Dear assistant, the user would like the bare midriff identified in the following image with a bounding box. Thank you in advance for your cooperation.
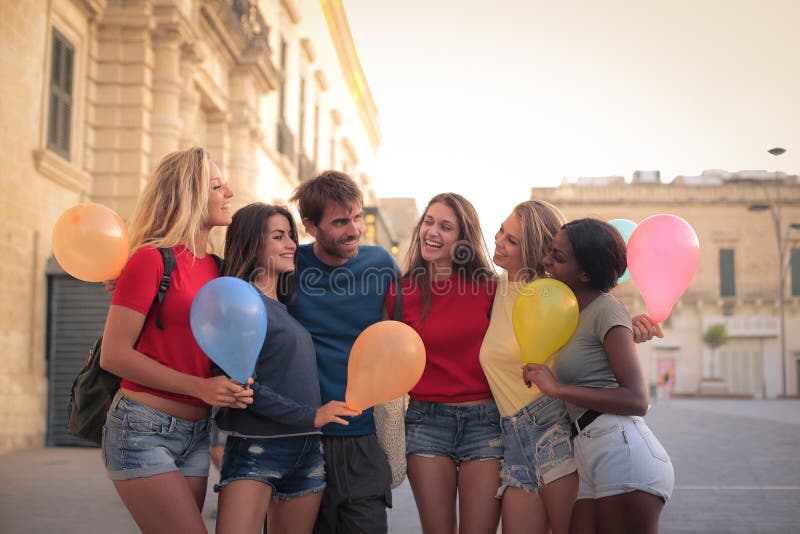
[442,397,494,407]
[120,388,210,421]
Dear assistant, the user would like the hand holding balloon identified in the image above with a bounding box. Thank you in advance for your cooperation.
[197,375,254,408]
[632,314,664,343]
[315,401,362,427]
[522,363,561,397]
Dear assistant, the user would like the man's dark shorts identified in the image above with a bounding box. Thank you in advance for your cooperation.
[313,433,392,534]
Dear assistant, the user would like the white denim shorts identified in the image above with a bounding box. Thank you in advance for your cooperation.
[573,414,674,502]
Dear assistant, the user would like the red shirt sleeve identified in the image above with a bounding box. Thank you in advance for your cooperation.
[112,247,162,314]
[384,280,398,320]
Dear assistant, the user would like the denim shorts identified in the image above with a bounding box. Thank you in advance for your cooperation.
[102,394,211,481]
[574,414,674,502]
[498,395,576,496]
[405,399,503,464]
[215,434,326,500]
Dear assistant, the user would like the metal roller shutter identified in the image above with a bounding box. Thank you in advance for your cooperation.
[46,258,111,446]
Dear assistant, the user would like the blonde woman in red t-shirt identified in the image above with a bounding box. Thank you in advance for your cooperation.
[384,193,501,534]
[100,147,253,533]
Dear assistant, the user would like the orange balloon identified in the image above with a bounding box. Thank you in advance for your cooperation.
[52,203,130,282]
[345,321,426,411]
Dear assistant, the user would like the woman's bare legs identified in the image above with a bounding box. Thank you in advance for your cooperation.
[267,492,323,534]
[215,479,272,534]
[456,458,501,534]
[501,487,548,534]
[113,472,208,534]
[407,454,458,534]
[540,471,578,534]
[595,490,664,534]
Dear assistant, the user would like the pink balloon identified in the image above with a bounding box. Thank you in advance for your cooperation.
[627,214,699,322]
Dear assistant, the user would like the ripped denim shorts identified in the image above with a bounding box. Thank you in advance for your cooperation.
[215,434,325,500]
[405,398,503,464]
[102,393,210,481]
[498,395,576,497]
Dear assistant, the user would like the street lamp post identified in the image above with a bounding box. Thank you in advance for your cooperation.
[748,147,790,398]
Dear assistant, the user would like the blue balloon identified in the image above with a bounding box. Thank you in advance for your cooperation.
[190,277,267,384]
[608,218,637,284]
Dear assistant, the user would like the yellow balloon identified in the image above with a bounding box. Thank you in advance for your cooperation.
[52,203,130,282]
[512,279,579,364]
[345,321,426,411]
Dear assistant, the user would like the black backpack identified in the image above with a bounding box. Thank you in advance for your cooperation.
[66,248,179,445]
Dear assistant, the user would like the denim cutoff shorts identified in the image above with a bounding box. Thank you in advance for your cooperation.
[405,399,503,464]
[215,434,326,500]
[574,414,674,502]
[102,393,211,481]
[498,395,576,496]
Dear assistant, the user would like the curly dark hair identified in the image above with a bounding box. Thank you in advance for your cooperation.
[562,218,627,292]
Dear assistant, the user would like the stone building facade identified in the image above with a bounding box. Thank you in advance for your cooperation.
[0,0,390,453]
[532,170,800,399]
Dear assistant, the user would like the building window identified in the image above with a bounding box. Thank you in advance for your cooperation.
[298,77,306,154]
[47,29,74,159]
[312,104,320,168]
[719,248,735,297]
[276,38,295,162]
[278,38,287,119]
[791,248,800,296]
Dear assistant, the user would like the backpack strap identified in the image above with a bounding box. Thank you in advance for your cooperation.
[211,254,224,275]
[154,248,177,330]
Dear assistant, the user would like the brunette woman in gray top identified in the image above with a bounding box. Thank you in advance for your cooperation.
[214,203,359,534]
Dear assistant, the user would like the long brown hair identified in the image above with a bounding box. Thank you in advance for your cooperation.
[223,203,298,302]
[402,193,495,319]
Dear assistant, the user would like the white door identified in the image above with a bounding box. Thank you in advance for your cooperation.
[718,338,765,398]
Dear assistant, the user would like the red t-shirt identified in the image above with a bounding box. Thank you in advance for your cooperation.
[111,245,220,406]
[385,276,496,403]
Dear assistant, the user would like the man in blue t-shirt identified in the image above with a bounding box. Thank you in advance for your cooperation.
[289,171,398,534]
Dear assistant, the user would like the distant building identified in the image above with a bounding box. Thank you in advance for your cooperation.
[379,198,421,269]
[532,170,800,399]
[0,0,389,453]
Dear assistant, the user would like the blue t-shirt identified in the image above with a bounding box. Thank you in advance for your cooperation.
[291,244,398,436]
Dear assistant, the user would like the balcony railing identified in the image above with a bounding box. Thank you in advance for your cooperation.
[226,0,269,43]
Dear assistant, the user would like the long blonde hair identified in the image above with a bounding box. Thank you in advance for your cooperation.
[514,200,567,283]
[128,147,212,256]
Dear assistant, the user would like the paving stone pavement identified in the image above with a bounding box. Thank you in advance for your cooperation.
[646,399,800,534]
[1,398,798,533]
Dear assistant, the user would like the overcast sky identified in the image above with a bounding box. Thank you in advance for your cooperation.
[342,0,800,230]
